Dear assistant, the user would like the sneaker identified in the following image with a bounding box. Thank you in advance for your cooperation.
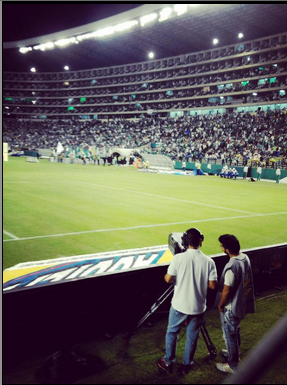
[216,363,234,374]
[220,350,241,362]
[220,349,228,358]
[179,364,193,375]
[157,357,173,373]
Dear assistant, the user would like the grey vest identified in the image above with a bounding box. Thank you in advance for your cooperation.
[216,253,255,319]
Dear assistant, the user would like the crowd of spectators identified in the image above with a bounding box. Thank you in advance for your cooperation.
[3,109,287,168]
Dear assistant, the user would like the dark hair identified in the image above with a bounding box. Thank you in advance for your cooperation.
[185,228,204,248]
[218,234,240,255]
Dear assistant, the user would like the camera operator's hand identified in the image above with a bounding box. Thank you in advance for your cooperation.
[164,273,175,284]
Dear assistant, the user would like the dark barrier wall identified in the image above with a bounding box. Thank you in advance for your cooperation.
[3,244,287,364]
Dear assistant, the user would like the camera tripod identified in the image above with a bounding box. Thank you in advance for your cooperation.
[129,284,217,358]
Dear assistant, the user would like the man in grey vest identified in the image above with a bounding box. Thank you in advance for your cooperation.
[215,234,255,374]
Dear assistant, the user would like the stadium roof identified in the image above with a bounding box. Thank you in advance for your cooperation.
[3,3,287,73]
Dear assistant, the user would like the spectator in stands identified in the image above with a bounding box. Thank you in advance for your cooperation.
[2,110,287,169]
[215,234,255,374]
[157,228,217,375]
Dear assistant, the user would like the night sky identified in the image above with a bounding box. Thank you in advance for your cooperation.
[3,3,141,42]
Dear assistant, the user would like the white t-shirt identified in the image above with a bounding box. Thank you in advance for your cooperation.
[276,168,281,176]
[167,249,217,314]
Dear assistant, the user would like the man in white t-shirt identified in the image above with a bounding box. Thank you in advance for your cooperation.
[157,228,217,375]
[243,165,248,179]
[182,160,186,172]
[256,165,262,181]
[276,167,281,183]
[207,162,212,175]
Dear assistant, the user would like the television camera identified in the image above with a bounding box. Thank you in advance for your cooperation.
[168,228,204,255]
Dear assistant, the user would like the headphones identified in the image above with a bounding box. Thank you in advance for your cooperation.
[182,228,204,249]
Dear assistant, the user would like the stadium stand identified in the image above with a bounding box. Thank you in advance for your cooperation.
[3,29,287,171]
[3,31,287,121]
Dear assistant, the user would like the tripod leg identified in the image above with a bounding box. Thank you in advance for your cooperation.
[200,321,217,358]
[129,285,174,335]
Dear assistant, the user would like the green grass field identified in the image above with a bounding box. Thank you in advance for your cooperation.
[3,157,287,270]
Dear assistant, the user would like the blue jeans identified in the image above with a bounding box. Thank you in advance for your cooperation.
[164,306,204,366]
[220,308,241,369]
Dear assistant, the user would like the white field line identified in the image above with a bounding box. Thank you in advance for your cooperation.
[3,211,287,243]
[74,181,254,214]
[3,230,19,240]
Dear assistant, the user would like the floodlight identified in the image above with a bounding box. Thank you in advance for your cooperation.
[19,47,32,54]
[174,5,188,16]
[55,37,76,46]
[238,32,244,39]
[94,27,115,37]
[33,45,43,50]
[159,7,172,22]
[148,52,154,59]
[30,67,36,72]
[252,93,257,96]
[64,66,69,71]
[114,20,138,32]
[140,13,157,26]
[213,38,219,45]
[45,42,55,48]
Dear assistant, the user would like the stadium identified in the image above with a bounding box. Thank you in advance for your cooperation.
[3,4,287,384]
